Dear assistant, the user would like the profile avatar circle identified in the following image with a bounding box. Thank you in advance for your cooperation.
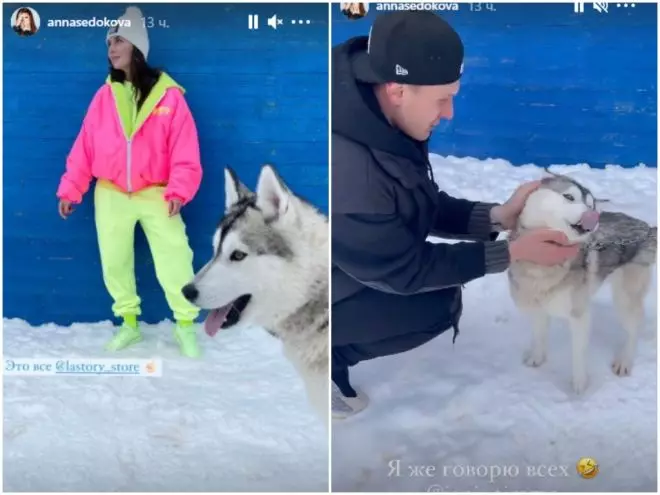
[11,6,40,36]
[340,3,369,20]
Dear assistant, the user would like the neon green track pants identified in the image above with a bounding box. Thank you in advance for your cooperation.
[93,180,200,322]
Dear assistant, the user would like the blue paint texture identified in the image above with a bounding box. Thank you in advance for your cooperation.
[332,2,657,168]
[4,3,329,325]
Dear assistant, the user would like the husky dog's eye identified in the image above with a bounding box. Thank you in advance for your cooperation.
[563,193,575,201]
[230,250,247,262]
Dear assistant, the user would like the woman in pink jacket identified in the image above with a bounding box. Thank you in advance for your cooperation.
[56,6,203,358]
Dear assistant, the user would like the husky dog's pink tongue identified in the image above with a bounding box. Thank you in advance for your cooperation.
[204,305,232,337]
[580,210,600,231]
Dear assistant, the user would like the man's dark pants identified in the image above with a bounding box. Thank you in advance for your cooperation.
[331,286,462,396]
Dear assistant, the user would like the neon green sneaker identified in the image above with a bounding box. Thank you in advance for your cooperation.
[173,321,201,358]
[105,321,142,351]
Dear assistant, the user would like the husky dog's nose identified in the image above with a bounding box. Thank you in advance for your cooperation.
[181,283,199,302]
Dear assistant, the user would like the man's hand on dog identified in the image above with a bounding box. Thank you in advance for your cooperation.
[510,229,580,266]
[58,199,73,219]
[490,180,542,230]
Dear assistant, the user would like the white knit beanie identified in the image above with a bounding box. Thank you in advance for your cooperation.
[106,6,150,60]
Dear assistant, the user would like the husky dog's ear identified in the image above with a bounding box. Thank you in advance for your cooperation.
[542,167,562,178]
[256,164,291,221]
[224,167,251,210]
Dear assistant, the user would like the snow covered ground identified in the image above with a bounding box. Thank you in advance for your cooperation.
[331,154,657,492]
[3,319,328,492]
[4,154,657,493]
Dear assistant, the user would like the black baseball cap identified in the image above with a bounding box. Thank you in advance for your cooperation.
[351,10,464,85]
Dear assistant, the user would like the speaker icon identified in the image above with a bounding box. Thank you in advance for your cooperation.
[267,14,282,30]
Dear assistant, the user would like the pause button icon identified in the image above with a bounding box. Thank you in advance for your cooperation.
[248,14,259,29]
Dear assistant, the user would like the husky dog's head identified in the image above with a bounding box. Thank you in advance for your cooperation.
[518,172,604,243]
[182,164,327,338]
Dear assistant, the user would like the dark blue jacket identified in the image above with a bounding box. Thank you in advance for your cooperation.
[331,36,511,334]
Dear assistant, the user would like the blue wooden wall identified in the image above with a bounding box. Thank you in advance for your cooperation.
[3,2,329,325]
[332,2,657,168]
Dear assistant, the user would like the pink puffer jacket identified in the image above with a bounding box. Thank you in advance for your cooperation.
[56,72,203,205]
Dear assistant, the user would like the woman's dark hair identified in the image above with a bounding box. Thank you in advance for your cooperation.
[108,46,162,112]
[14,7,37,34]
[341,3,367,20]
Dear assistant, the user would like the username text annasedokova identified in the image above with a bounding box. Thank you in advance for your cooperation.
[46,17,133,28]
[376,2,460,12]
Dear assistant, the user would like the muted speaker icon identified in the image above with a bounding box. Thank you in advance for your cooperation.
[267,14,281,29]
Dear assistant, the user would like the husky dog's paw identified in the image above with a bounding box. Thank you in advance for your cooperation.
[572,372,588,395]
[611,356,633,376]
[523,349,546,367]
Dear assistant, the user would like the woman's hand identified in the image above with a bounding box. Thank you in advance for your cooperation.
[58,199,74,219]
[168,199,182,217]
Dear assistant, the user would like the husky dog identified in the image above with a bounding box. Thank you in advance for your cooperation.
[507,172,656,394]
[181,165,329,426]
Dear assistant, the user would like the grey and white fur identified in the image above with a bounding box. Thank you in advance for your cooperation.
[183,164,329,426]
[507,172,656,394]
